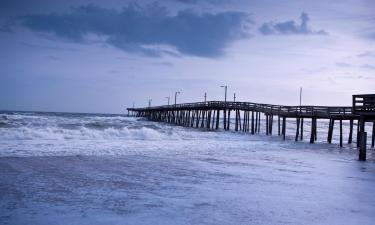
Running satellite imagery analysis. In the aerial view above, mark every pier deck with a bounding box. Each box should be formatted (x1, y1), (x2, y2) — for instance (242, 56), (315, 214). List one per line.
(129, 101), (356, 119)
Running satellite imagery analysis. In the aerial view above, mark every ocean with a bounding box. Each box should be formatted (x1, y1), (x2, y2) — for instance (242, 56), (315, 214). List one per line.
(1, 111), (375, 225)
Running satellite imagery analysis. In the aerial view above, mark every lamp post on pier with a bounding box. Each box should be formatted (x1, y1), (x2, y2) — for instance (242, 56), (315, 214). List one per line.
(220, 85), (227, 104)
(233, 93), (236, 102)
(148, 99), (152, 108)
(204, 92), (207, 103)
(174, 91), (181, 106)
(165, 97), (170, 106)
(299, 87), (302, 112)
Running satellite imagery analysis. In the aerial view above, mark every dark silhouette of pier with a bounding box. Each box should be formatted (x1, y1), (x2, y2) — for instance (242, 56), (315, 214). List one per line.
(127, 94), (375, 161)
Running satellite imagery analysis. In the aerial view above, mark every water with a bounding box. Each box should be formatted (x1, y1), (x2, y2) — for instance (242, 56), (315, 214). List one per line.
(1, 111), (375, 225)
(0, 111), (373, 157)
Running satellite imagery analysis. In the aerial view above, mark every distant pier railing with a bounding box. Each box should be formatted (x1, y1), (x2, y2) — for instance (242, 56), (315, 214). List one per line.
(132, 101), (354, 118)
(127, 94), (375, 161)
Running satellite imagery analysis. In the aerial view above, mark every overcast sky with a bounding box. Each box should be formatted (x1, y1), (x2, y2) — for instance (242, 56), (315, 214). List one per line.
(0, 0), (374, 113)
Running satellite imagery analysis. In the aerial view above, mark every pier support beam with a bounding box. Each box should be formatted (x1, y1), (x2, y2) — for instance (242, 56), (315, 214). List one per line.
(310, 118), (316, 144)
(295, 118), (300, 142)
(348, 119), (353, 144)
(327, 119), (334, 144)
(357, 120), (360, 147)
(300, 118), (303, 140)
(258, 113), (261, 133)
(340, 119), (343, 147)
(255, 112), (258, 133)
(372, 122), (375, 148)
(238, 110), (242, 131)
(282, 117), (286, 140)
(235, 110), (239, 131)
(359, 116), (366, 161)
(251, 111), (255, 134)
(359, 132), (367, 161)
(201, 110), (206, 128)
(216, 110), (220, 129)
(206, 110), (211, 129)
(191, 110), (195, 126)
(247, 111), (250, 132)
(243, 111), (247, 132)
(269, 115), (273, 135)
(245, 111), (248, 132)
(196, 110), (201, 128)
(315, 119), (318, 141)
(223, 109), (227, 130)
(227, 110), (231, 130)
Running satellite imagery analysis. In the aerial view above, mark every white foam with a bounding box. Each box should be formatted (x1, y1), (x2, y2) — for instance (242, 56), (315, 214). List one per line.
(0, 126), (175, 141)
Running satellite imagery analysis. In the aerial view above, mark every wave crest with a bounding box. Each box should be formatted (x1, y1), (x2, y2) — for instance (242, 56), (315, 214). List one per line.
(0, 126), (171, 141)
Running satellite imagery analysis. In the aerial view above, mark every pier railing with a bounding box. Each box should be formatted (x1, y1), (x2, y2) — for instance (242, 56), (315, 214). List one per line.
(129, 101), (353, 119)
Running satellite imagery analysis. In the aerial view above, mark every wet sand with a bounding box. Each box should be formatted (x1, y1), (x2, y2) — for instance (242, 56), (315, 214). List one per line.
(1, 150), (375, 225)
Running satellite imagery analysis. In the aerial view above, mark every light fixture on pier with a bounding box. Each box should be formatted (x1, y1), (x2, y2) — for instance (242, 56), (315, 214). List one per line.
(299, 87), (303, 112)
(220, 85), (227, 104)
(165, 97), (170, 106)
(174, 91), (181, 105)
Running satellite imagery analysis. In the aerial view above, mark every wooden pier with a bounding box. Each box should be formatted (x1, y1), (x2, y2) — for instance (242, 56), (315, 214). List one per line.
(127, 94), (375, 161)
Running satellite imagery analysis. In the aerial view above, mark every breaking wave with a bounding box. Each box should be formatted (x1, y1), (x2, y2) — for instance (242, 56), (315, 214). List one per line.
(0, 126), (167, 140)
(0, 112), (176, 141)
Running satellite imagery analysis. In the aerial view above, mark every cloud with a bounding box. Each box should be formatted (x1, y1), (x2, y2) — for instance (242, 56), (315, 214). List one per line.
(172, 0), (228, 4)
(46, 55), (60, 61)
(16, 3), (251, 57)
(358, 51), (375, 58)
(336, 62), (351, 67)
(335, 62), (375, 70)
(154, 61), (174, 67)
(259, 12), (328, 35)
(360, 64), (375, 70)
(338, 75), (375, 80)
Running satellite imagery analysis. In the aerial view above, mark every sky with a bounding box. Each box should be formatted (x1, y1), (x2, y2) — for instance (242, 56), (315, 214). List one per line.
(0, 0), (374, 113)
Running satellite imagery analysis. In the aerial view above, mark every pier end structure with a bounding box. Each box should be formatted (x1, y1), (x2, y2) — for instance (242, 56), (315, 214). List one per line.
(353, 94), (375, 161)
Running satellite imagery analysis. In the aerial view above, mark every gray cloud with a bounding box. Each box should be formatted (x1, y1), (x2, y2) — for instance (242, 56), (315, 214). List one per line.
(336, 62), (375, 70)
(15, 3), (252, 57)
(338, 74), (375, 80)
(154, 61), (174, 67)
(336, 62), (351, 67)
(46, 55), (60, 61)
(360, 64), (375, 70)
(172, 0), (228, 4)
(358, 51), (375, 58)
(259, 12), (327, 35)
